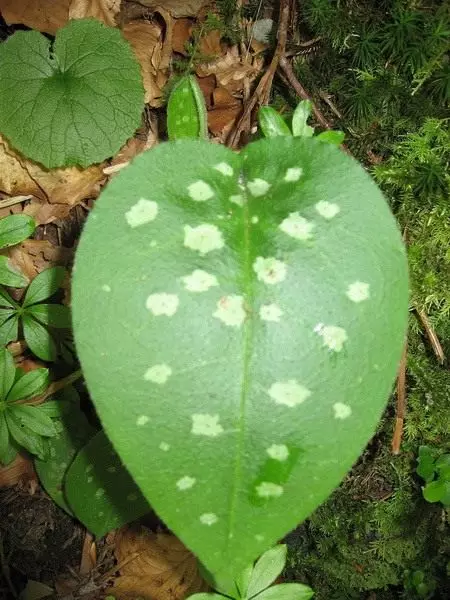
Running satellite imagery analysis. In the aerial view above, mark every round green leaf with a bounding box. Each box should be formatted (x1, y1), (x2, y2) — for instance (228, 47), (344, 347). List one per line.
(423, 480), (450, 504)
(0, 19), (144, 168)
(72, 138), (408, 576)
(0, 215), (35, 249)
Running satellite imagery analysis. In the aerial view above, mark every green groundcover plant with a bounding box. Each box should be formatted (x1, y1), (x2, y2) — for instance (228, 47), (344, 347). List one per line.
(416, 445), (450, 506)
(0, 214), (35, 287)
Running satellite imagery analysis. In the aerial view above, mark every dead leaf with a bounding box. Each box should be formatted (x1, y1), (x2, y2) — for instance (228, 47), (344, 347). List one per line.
(197, 47), (258, 92)
(0, 136), (44, 200)
(0, 0), (70, 34)
(0, 454), (36, 488)
(69, 0), (121, 26)
(135, 0), (211, 18)
(197, 75), (217, 109)
(172, 18), (194, 55)
(208, 105), (242, 137)
(8, 240), (73, 284)
(213, 85), (240, 108)
(110, 526), (207, 600)
(199, 29), (222, 57)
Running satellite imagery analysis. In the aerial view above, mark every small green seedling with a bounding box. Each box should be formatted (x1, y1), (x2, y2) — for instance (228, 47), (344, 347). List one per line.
(416, 445), (450, 506)
(167, 75), (208, 140)
(0, 19), (144, 168)
(0, 346), (56, 464)
(0, 214), (35, 287)
(0, 266), (71, 360)
(195, 544), (313, 600)
(259, 100), (345, 146)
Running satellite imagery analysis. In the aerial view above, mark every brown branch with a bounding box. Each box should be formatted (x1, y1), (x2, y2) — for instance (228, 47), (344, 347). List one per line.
(415, 308), (445, 365)
(392, 341), (407, 455)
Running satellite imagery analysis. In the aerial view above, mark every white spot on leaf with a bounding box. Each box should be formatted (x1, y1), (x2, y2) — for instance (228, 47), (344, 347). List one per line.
(251, 215), (259, 224)
(213, 162), (233, 176)
(346, 281), (370, 303)
(259, 303), (283, 322)
(101, 284), (111, 292)
(213, 295), (246, 327)
(95, 488), (105, 498)
(184, 224), (224, 255)
(188, 180), (214, 202)
(247, 178), (271, 197)
(200, 513), (218, 525)
(256, 482), (284, 498)
(316, 324), (348, 352)
(146, 293), (179, 316)
(268, 380), (311, 407)
(136, 415), (149, 426)
(253, 256), (287, 285)
(182, 269), (218, 293)
(333, 402), (352, 420)
(176, 476), (196, 490)
(284, 167), (303, 182)
(191, 414), (224, 437)
(266, 444), (289, 461)
(229, 194), (245, 206)
(280, 212), (314, 241)
(159, 442), (170, 451)
(144, 364), (172, 384)
(125, 198), (158, 228)
(315, 200), (340, 220)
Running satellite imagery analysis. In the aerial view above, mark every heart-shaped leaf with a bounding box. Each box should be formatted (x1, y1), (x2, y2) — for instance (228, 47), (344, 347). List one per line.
(0, 19), (144, 168)
(72, 138), (408, 577)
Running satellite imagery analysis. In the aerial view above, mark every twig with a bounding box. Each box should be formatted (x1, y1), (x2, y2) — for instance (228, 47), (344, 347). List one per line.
(227, 0), (290, 148)
(415, 308), (445, 365)
(0, 195), (33, 209)
(392, 341), (407, 455)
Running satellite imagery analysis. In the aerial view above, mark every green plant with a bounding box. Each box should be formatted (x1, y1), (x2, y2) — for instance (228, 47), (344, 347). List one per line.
(0, 266), (71, 360)
(0, 214), (35, 287)
(0, 19), (144, 168)
(167, 76), (208, 140)
(416, 446), (450, 506)
(71, 120), (408, 580)
(0, 346), (56, 464)
(194, 545), (313, 600)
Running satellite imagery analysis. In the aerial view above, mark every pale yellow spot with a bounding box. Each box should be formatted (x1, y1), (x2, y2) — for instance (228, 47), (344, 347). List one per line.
(125, 198), (158, 228)
(229, 194), (245, 206)
(188, 180), (214, 202)
(101, 284), (111, 292)
(159, 442), (170, 451)
(200, 513), (218, 525)
(315, 200), (340, 220)
(182, 269), (218, 293)
(87, 476), (93, 483)
(176, 476), (196, 490)
(346, 281), (370, 303)
(150, 240), (158, 247)
(279, 212), (314, 240)
(333, 402), (352, 420)
(213, 162), (233, 176)
(256, 482), (284, 498)
(268, 380), (311, 407)
(255, 534), (265, 542)
(95, 488), (105, 498)
(266, 444), (289, 461)
(191, 414), (224, 437)
(144, 363), (172, 384)
(284, 167), (303, 182)
(184, 224), (224, 255)
(213, 295), (246, 327)
(251, 215), (259, 224)
(247, 178), (271, 197)
(315, 324), (348, 352)
(146, 293), (179, 316)
(136, 415), (149, 426)
(259, 303), (283, 322)
(253, 256), (287, 285)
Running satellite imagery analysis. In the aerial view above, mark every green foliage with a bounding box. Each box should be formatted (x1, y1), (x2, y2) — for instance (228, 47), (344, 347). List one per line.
(0, 267), (71, 361)
(417, 446), (450, 506)
(0, 19), (144, 168)
(0, 214), (35, 287)
(167, 76), (208, 140)
(72, 135), (407, 578)
(0, 346), (56, 464)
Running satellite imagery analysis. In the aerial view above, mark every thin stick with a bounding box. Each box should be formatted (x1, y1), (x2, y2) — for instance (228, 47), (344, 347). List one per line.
(415, 308), (445, 365)
(0, 195), (33, 209)
(392, 341), (407, 455)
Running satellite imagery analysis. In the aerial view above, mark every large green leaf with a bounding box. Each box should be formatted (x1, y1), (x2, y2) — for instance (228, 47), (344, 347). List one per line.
(0, 19), (144, 168)
(65, 430), (150, 536)
(0, 214), (35, 249)
(72, 138), (408, 577)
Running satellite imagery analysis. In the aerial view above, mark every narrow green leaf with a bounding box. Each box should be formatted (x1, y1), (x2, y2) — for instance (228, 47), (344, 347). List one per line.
(0, 286), (15, 308)
(187, 595), (225, 600)
(167, 76), (208, 140)
(0, 308), (15, 328)
(28, 304), (72, 329)
(236, 563), (254, 598)
(0, 313), (18, 346)
(247, 545), (287, 598)
(315, 130), (345, 146)
(7, 368), (49, 403)
(65, 430), (150, 536)
(23, 314), (56, 361)
(72, 138), (408, 576)
(23, 267), (66, 307)
(0, 413), (12, 464)
(11, 405), (57, 437)
(0, 346), (15, 400)
(0, 19), (144, 169)
(0, 256), (29, 287)
(258, 107), (292, 138)
(0, 214), (35, 249)
(254, 583), (314, 600)
(5, 411), (47, 460)
(291, 100), (314, 137)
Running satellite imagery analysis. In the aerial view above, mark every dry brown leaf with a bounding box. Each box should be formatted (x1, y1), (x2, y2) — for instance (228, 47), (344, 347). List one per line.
(69, 0), (121, 26)
(0, 0), (70, 33)
(213, 85), (240, 108)
(135, 0), (210, 18)
(0, 136), (45, 200)
(199, 29), (222, 57)
(172, 18), (194, 55)
(0, 454), (36, 488)
(8, 240), (73, 284)
(208, 105), (242, 137)
(197, 75), (217, 109)
(197, 48), (258, 92)
(110, 527), (208, 600)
